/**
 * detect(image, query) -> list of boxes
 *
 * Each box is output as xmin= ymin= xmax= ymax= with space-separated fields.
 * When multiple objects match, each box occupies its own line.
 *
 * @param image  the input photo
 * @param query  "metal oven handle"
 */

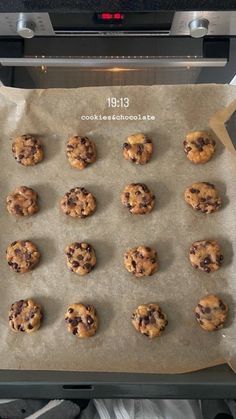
xmin=0 ymin=57 xmax=227 ymax=67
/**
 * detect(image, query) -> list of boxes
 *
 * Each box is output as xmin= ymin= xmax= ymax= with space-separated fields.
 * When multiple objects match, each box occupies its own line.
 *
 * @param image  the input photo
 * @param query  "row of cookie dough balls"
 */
xmin=6 ymin=240 xmax=224 ymax=276
xmin=6 ymin=181 xmax=222 ymax=218
xmin=11 ymin=130 xmax=216 ymax=169
xmin=8 ymin=294 xmax=228 ymax=338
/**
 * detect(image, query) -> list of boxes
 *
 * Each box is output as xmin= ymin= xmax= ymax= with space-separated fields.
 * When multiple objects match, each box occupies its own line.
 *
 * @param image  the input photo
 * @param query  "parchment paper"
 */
xmin=0 ymin=84 xmax=236 ymax=374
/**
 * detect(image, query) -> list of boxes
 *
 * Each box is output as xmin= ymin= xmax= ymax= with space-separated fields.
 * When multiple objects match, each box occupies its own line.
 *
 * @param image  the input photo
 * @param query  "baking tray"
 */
xmin=0 ymin=84 xmax=236 ymax=377
xmin=0 ymin=365 xmax=236 ymax=399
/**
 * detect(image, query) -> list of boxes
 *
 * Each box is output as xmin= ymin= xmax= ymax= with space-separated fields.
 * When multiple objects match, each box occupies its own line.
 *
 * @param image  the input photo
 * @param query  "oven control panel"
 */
xmin=0 ymin=11 xmax=235 ymax=38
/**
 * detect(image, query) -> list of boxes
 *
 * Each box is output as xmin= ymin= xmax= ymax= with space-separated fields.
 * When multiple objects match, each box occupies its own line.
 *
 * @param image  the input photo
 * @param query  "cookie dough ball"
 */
xmin=123 ymin=133 xmax=153 ymax=165
xmin=6 ymin=186 xmax=39 ymax=217
xmin=6 ymin=240 xmax=40 ymax=273
xmin=132 ymin=303 xmax=168 ymax=338
xmin=65 ymin=242 xmax=96 ymax=275
xmin=183 ymin=131 xmax=216 ymax=164
xmin=184 ymin=182 xmax=221 ymax=214
xmin=195 ymin=294 xmax=228 ymax=331
xmin=9 ymin=299 xmax=43 ymax=333
xmin=66 ymin=135 xmax=96 ymax=170
xmin=189 ymin=240 xmax=223 ymax=273
xmin=121 ymin=183 xmax=155 ymax=215
xmin=12 ymin=134 xmax=43 ymax=166
xmin=65 ymin=303 xmax=98 ymax=338
xmin=60 ymin=187 xmax=96 ymax=218
xmin=124 ymin=245 xmax=159 ymax=277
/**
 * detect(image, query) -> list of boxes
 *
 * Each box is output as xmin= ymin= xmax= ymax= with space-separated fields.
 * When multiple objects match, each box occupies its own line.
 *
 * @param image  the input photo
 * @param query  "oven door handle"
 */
xmin=0 ymin=57 xmax=227 ymax=67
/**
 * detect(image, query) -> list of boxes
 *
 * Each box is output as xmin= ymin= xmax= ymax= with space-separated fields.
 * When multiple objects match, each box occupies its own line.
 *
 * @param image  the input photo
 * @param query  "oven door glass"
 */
xmin=0 ymin=36 xmax=234 ymax=88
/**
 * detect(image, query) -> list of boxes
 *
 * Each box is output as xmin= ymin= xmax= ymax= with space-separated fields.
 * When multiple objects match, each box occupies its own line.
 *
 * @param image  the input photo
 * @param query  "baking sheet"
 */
xmin=0 ymin=84 xmax=236 ymax=374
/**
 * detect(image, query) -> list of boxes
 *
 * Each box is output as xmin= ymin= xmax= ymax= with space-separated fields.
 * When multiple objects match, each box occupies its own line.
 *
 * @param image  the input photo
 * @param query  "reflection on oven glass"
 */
xmin=13 ymin=67 xmax=201 ymax=88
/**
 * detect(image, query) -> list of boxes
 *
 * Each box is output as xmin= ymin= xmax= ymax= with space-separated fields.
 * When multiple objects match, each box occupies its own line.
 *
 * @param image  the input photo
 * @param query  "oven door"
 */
xmin=0 ymin=36 xmax=234 ymax=88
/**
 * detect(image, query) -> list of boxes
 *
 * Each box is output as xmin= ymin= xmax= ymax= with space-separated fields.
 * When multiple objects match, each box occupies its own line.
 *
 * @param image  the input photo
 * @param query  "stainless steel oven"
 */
xmin=0 ymin=8 xmax=236 ymax=400
xmin=0 ymin=11 xmax=236 ymax=88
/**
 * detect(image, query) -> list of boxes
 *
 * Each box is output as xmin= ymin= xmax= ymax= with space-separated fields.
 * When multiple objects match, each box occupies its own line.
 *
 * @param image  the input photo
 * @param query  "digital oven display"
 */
xmin=96 ymin=13 xmax=125 ymax=22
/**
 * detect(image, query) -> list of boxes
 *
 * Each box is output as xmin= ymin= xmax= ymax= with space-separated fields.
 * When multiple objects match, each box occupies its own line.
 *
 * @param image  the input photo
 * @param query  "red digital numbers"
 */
xmin=100 ymin=13 xmax=124 ymax=21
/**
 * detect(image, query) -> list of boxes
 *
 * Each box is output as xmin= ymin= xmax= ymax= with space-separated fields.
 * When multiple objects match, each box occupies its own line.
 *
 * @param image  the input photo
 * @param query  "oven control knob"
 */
xmin=16 ymin=18 xmax=36 ymax=39
xmin=189 ymin=18 xmax=209 ymax=38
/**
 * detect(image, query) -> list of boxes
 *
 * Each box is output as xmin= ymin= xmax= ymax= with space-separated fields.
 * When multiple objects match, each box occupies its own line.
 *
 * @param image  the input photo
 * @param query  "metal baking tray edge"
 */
xmin=0 ymin=365 xmax=235 ymax=399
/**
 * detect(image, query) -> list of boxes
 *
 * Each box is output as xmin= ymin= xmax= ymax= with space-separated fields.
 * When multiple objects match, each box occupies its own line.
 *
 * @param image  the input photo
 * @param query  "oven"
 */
xmin=0 ymin=11 xmax=235 ymax=88
xmin=0 ymin=7 xmax=236 ymax=401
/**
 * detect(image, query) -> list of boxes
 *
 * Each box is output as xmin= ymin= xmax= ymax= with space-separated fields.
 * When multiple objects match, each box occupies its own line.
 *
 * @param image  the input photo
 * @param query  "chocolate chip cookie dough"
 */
xmin=12 ymin=134 xmax=43 ymax=166
xmin=60 ymin=187 xmax=96 ymax=218
xmin=132 ymin=303 xmax=168 ymax=338
xmin=65 ymin=303 xmax=98 ymax=338
xmin=124 ymin=246 xmax=159 ymax=277
xmin=121 ymin=183 xmax=155 ymax=215
xmin=9 ymin=299 xmax=43 ymax=333
xmin=123 ymin=133 xmax=153 ymax=164
xmin=6 ymin=240 xmax=40 ymax=273
xmin=189 ymin=240 xmax=223 ymax=273
xmin=6 ymin=186 xmax=39 ymax=217
xmin=65 ymin=242 xmax=96 ymax=275
xmin=184 ymin=182 xmax=221 ymax=214
xmin=66 ymin=135 xmax=97 ymax=169
xmin=195 ymin=294 xmax=228 ymax=331
xmin=183 ymin=131 xmax=216 ymax=164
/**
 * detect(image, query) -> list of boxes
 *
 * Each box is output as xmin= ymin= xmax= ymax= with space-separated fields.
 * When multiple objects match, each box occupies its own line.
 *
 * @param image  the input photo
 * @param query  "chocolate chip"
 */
xmin=219 ymin=300 xmax=226 ymax=311
xmin=74 ymin=243 xmax=81 ymax=249
xmin=72 ymin=261 xmax=80 ymax=268
xmin=124 ymin=192 xmax=130 ymax=198
xmin=67 ymin=198 xmax=76 ymax=206
xmin=135 ymin=190 xmax=141 ymax=195
xmin=72 ymin=328 xmax=78 ymax=335
xmin=195 ymin=312 xmax=200 ymax=319
xmin=131 ymin=260 xmax=136 ymax=268
xmin=87 ymin=315 xmax=94 ymax=325
xmin=123 ymin=142 xmax=131 ymax=150
xmin=28 ymin=324 xmax=33 ymax=330
xmin=11 ymin=241 xmax=17 ymax=246
xmin=137 ymin=144 xmax=144 ymax=154
xmin=71 ymin=319 xmax=78 ymax=327
xmin=204 ymin=307 xmax=211 ymax=314
xmin=80 ymin=137 xmax=87 ymax=144
xmin=186 ymin=146 xmax=192 ymax=153
xmin=142 ymin=316 xmax=150 ymax=325
xmin=12 ymin=263 xmax=19 ymax=271
xmin=204 ymin=267 xmax=211 ymax=273
xmin=68 ymin=308 xmax=74 ymax=314
xmin=189 ymin=249 xmax=195 ymax=255
xmin=86 ymin=305 xmax=91 ymax=311
xmin=190 ymin=188 xmax=200 ymax=194
xmin=145 ymin=138 xmax=151 ymax=144
xmin=203 ymin=257 xmax=211 ymax=265
xmin=131 ymin=158 xmax=137 ymax=163
xmin=84 ymin=263 xmax=91 ymax=270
